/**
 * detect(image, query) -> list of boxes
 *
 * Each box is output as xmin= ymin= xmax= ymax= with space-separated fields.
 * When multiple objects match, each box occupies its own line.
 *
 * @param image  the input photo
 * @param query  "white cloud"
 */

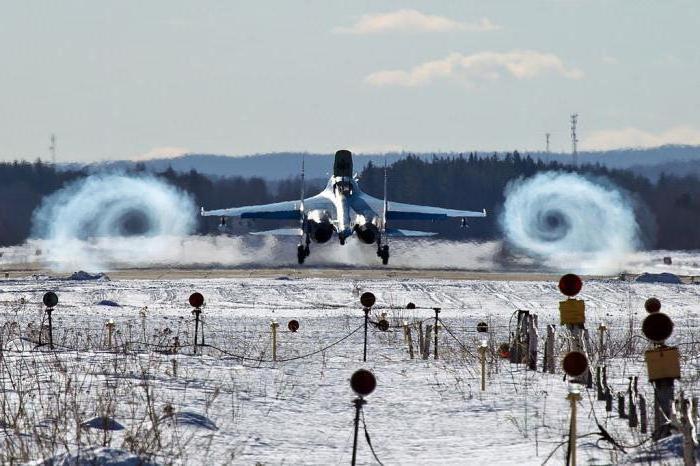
xmin=365 ymin=51 xmax=583 ymax=87
xmin=131 ymin=146 xmax=190 ymax=161
xmin=334 ymin=10 xmax=499 ymax=34
xmin=583 ymin=126 xmax=700 ymax=150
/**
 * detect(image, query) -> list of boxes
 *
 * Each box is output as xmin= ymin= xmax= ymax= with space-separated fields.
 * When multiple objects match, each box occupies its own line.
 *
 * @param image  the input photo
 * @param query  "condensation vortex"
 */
xmin=31 ymin=174 xmax=196 ymax=270
xmin=500 ymin=172 xmax=640 ymax=259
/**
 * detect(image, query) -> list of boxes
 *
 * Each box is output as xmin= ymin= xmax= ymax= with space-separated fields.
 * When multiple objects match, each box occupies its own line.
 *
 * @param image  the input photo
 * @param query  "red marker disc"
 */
xmin=644 ymin=297 xmax=661 ymax=313
xmin=558 ymin=274 xmax=583 ymax=297
xmin=189 ymin=292 xmax=204 ymax=308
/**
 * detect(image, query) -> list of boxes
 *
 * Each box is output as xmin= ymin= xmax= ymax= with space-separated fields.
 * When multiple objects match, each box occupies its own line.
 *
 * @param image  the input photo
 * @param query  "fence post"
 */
xmin=422 ymin=325 xmax=432 ymax=360
xmin=544 ymin=324 xmax=556 ymax=374
xmin=638 ymin=394 xmax=648 ymax=434
xmin=628 ymin=377 xmax=638 ymax=428
xmin=654 ymin=378 xmax=675 ymax=439
xmin=433 ymin=308 xmax=440 ymax=360
xmin=527 ymin=314 xmax=538 ymax=371
xmin=271 ymin=319 xmax=279 ymax=362
xmin=618 ymin=393 xmax=627 ymax=419
xmin=106 ymin=319 xmax=115 ymax=349
xmin=598 ymin=322 xmax=607 ymax=362
xmin=403 ymin=321 xmax=414 ymax=359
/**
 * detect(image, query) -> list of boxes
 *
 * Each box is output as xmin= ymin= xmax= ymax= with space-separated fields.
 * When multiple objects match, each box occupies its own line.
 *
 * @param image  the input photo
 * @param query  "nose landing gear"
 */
xmin=297 ymin=235 xmax=311 ymax=265
xmin=376 ymin=241 xmax=389 ymax=265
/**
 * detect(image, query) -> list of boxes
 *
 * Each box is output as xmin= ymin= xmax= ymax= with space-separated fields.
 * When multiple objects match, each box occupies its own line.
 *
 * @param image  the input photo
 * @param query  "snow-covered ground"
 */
xmin=1 ymin=274 xmax=699 ymax=464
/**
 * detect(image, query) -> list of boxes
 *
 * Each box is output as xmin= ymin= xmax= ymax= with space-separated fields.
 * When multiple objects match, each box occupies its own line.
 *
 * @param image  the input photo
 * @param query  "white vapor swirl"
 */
xmin=500 ymin=172 xmax=640 ymax=270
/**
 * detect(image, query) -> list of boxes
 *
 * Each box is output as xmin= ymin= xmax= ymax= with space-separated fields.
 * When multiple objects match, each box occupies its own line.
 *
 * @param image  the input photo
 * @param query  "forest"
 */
xmin=1 ymin=153 xmax=699 ymax=250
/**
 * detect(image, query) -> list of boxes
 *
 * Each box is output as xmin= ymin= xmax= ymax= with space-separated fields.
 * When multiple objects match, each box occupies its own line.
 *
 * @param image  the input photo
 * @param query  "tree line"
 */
xmin=0 ymin=154 xmax=698 ymax=250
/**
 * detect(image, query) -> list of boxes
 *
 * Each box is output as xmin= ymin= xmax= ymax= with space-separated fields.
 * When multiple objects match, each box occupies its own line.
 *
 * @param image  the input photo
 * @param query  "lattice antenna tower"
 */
xmin=546 ymin=133 xmax=551 ymax=153
xmin=49 ymin=134 xmax=56 ymax=165
xmin=570 ymin=114 xmax=578 ymax=167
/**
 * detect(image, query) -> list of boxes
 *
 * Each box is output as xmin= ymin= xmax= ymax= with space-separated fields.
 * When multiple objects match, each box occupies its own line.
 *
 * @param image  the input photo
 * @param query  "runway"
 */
xmin=1 ymin=264 xmax=613 ymax=282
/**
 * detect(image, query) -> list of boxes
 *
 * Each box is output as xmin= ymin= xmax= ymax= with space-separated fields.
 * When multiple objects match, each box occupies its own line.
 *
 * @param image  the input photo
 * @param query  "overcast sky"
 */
xmin=1 ymin=1 xmax=698 ymax=162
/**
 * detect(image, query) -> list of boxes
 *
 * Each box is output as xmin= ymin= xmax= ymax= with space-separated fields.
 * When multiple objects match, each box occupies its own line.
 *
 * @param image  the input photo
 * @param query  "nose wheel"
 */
xmin=297 ymin=239 xmax=311 ymax=265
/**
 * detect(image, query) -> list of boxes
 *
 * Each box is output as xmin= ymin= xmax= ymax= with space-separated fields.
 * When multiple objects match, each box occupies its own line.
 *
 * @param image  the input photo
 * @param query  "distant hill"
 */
xmin=58 ymin=145 xmax=700 ymax=180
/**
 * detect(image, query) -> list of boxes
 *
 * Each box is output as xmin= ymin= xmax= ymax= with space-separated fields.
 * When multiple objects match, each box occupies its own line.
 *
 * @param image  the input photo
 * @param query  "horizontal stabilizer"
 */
xmin=250 ymin=228 xmax=303 ymax=236
xmin=385 ymin=228 xmax=437 ymax=237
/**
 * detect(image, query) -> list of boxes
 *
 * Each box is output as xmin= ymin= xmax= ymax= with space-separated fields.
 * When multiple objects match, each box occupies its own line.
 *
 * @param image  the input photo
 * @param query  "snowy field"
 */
xmin=1 ymin=274 xmax=699 ymax=465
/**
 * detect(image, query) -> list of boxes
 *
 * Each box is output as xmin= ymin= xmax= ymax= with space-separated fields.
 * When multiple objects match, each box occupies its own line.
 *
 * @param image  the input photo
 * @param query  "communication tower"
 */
xmin=546 ymin=133 xmax=551 ymax=153
xmin=570 ymin=114 xmax=578 ymax=167
xmin=49 ymin=134 xmax=56 ymax=165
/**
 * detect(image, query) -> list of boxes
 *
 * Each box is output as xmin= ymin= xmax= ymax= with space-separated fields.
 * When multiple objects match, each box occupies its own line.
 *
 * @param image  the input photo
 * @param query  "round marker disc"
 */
xmin=43 ymin=292 xmax=58 ymax=308
xmin=189 ymin=292 xmax=204 ymax=308
xmin=642 ymin=312 xmax=673 ymax=342
xmin=476 ymin=322 xmax=488 ymax=333
xmin=406 ymin=302 xmax=416 ymax=310
xmin=350 ymin=369 xmax=376 ymax=397
xmin=562 ymin=351 xmax=588 ymax=377
xmin=558 ymin=274 xmax=583 ymax=297
xmin=644 ymin=297 xmax=661 ymax=314
xmin=360 ymin=292 xmax=376 ymax=308
xmin=377 ymin=320 xmax=389 ymax=332
xmin=288 ymin=319 xmax=300 ymax=332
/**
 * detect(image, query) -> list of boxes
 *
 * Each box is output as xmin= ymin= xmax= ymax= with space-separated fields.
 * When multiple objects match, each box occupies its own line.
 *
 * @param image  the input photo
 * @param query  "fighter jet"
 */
xmin=201 ymin=149 xmax=486 ymax=265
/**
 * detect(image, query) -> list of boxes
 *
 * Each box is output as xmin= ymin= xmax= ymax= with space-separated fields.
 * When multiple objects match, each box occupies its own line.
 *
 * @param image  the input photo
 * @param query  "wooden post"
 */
xmin=271 ymin=320 xmax=279 ymax=362
xmin=422 ymin=325 xmax=432 ymax=360
xmin=544 ymin=324 xmax=556 ymax=374
xmin=598 ymin=323 xmax=607 ymax=362
xmin=511 ymin=310 xmax=529 ymax=364
xmin=605 ymin=387 xmax=613 ymax=412
xmin=433 ymin=308 xmax=440 ymax=360
xmin=682 ymin=397 xmax=698 ymax=466
xmin=671 ymin=393 xmax=699 ymax=466
xmin=628 ymin=377 xmax=638 ymax=428
xmin=639 ymin=394 xmax=648 ymax=434
xmin=618 ymin=393 xmax=627 ymax=419
xmin=527 ymin=314 xmax=538 ymax=371
xmin=653 ymin=378 xmax=675 ymax=440
xmin=106 ymin=319 xmax=115 ymax=349
xmin=404 ymin=322 xmax=414 ymax=359
xmin=417 ymin=321 xmax=424 ymax=357
xmin=596 ymin=367 xmax=605 ymax=401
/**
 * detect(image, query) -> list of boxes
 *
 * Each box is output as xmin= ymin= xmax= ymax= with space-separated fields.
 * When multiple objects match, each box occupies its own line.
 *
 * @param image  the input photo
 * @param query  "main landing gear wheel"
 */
xmin=297 ymin=245 xmax=306 ymax=264
xmin=380 ymin=245 xmax=389 ymax=265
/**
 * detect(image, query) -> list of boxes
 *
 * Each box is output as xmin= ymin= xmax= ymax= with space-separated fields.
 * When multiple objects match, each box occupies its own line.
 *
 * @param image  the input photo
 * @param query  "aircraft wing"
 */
xmin=385 ymin=228 xmax=438 ymax=237
xmin=353 ymin=192 xmax=486 ymax=220
xmin=386 ymin=201 xmax=487 ymax=220
xmin=201 ymin=194 xmax=334 ymax=220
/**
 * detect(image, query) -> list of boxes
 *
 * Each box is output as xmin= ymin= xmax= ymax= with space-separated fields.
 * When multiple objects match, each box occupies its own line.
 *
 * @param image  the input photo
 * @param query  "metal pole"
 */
xmin=193 ymin=309 xmax=200 ymax=354
xmin=434 ymin=308 xmax=440 ymax=360
xmin=271 ymin=320 xmax=278 ymax=362
xmin=351 ymin=397 xmax=365 ymax=466
xmin=480 ymin=346 xmax=487 ymax=391
xmin=567 ymin=390 xmax=581 ymax=466
xmin=47 ymin=308 xmax=54 ymax=349
xmin=363 ymin=308 xmax=369 ymax=362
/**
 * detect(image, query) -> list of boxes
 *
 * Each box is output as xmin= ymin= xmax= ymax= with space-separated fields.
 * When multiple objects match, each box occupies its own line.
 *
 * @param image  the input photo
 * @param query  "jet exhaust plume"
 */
xmin=30 ymin=174 xmax=197 ymax=271
xmin=500 ymin=171 xmax=641 ymax=272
